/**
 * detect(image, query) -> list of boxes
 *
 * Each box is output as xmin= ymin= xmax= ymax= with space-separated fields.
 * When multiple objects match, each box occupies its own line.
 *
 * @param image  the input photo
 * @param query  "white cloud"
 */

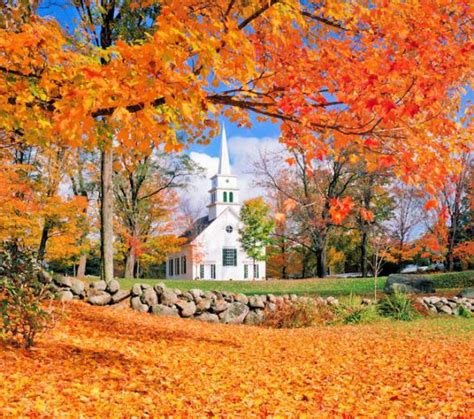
xmin=182 ymin=136 xmax=284 ymax=217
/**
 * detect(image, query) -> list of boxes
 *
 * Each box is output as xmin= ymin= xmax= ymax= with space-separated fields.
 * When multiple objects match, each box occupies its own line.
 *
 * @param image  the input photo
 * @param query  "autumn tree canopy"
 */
xmin=1 ymin=0 xmax=471 ymax=172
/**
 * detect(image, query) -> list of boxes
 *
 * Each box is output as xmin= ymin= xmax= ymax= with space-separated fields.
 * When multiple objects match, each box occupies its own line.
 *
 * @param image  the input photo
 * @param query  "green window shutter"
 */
xmin=223 ymin=191 xmax=227 ymax=202
xmin=229 ymin=192 xmax=233 ymax=203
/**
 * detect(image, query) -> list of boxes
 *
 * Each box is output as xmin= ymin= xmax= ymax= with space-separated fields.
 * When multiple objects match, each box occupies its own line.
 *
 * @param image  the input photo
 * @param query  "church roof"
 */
xmin=180 ymin=215 xmax=214 ymax=243
xmin=217 ymin=124 xmax=231 ymax=175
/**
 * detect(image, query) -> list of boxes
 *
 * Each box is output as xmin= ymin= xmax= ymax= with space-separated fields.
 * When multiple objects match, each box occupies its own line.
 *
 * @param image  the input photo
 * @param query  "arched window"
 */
xmin=223 ymin=191 xmax=228 ymax=202
xmin=229 ymin=192 xmax=234 ymax=203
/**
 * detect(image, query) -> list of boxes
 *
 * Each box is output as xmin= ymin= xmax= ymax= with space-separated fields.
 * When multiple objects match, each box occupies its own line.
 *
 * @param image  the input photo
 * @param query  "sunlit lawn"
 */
xmin=97 ymin=276 xmax=388 ymax=296
xmin=81 ymin=271 xmax=472 ymax=297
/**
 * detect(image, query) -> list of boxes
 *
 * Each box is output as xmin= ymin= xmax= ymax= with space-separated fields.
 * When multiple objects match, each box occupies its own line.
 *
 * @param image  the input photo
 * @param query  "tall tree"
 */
xmin=239 ymin=197 xmax=274 ymax=279
xmin=387 ymin=185 xmax=424 ymax=270
xmin=255 ymin=146 xmax=359 ymax=277
xmin=114 ymin=151 xmax=200 ymax=278
xmin=440 ymin=153 xmax=473 ymax=271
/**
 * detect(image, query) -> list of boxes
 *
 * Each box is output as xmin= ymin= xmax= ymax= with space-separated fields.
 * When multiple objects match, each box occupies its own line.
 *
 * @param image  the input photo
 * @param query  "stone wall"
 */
xmin=49 ymin=276 xmax=474 ymax=324
xmin=128 ymin=282 xmax=341 ymax=325
xmin=417 ymin=296 xmax=473 ymax=315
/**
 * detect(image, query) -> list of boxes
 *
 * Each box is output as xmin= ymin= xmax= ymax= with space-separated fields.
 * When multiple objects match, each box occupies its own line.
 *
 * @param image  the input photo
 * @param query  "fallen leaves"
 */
xmin=0 ymin=302 xmax=472 ymax=416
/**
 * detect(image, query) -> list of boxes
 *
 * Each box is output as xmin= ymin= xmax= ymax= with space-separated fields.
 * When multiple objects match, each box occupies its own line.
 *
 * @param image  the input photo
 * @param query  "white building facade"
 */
xmin=166 ymin=126 xmax=266 ymax=280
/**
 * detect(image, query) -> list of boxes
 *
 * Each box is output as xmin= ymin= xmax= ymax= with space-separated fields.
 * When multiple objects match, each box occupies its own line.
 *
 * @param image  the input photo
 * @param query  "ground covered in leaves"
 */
xmin=1 ymin=302 xmax=473 ymax=416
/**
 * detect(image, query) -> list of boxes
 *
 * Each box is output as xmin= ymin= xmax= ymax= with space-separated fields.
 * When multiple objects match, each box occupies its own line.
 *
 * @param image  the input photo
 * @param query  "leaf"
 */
xmin=424 ymin=199 xmax=438 ymax=211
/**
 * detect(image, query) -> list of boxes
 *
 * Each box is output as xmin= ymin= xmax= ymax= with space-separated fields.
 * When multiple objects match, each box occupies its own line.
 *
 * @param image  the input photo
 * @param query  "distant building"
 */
xmin=165 ymin=126 xmax=265 ymax=280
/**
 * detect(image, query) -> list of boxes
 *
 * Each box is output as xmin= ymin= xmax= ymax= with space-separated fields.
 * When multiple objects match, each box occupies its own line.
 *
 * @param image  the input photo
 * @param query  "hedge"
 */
xmin=427 ymin=271 xmax=474 ymax=289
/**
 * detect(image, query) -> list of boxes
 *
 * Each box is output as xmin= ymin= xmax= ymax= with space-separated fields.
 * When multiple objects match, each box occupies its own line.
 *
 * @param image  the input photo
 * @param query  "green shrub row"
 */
xmin=427 ymin=271 xmax=474 ymax=289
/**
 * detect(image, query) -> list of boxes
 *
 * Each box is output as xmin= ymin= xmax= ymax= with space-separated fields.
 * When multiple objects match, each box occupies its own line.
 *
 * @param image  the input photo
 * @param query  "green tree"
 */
xmin=239 ymin=198 xmax=274 ymax=279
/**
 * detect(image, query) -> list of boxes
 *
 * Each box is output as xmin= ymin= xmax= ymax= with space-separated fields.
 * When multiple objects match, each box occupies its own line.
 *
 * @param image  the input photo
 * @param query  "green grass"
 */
xmin=83 ymin=270 xmax=473 ymax=297
xmin=381 ymin=315 xmax=474 ymax=338
xmin=108 ymin=276 xmax=387 ymax=297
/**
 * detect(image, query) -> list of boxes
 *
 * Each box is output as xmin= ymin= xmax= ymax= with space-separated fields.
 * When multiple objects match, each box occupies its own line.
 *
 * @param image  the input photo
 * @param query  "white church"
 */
xmin=165 ymin=126 xmax=266 ymax=280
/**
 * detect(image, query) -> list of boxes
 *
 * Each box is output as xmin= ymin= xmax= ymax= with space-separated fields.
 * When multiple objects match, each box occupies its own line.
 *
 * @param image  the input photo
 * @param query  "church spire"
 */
xmin=218 ymin=124 xmax=231 ymax=175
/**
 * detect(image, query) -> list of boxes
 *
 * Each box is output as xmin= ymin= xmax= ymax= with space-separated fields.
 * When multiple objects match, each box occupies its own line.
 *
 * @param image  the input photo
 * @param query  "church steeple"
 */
xmin=218 ymin=124 xmax=231 ymax=175
xmin=207 ymin=123 xmax=240 ymax=221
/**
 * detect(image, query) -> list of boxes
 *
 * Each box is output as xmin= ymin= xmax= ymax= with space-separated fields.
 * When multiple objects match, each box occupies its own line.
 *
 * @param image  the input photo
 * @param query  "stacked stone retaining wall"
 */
xmin=49 ymin=276 xmax=474 ymax=324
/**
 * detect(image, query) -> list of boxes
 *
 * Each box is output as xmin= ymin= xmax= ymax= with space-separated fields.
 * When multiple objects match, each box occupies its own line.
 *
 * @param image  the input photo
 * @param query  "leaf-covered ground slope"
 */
xmin=1 ymin=303 xmax=473 ymax=416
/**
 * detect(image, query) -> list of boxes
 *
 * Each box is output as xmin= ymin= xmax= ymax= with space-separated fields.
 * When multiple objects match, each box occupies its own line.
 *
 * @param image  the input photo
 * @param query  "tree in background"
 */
xmin=239 ymin=198 xmax=274 ymax=280
xmin=367 ymin=225 xmax=395 ymax=300
xmin=0 ymin=137 xmax=87 ymax=264
xmin=114 ymin=151 xmax=200 ymax=278
xmin=68 ymin=149 xmax=98 ymax=278
xmin=439 ymin=153 xmax=473 ymax=271
xmin=267 ymin=187 xmax=300 ymax=279
xmin=386 ymin=185 xmax=425 ymax=271
xmin=255 ymin=145 xmax=360 ymax=277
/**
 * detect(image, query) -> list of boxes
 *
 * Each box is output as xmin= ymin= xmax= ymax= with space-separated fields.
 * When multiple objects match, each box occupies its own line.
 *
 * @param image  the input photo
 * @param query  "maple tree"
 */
xmin=0 ymin=139 xmax=87 ymax=263
xmin=1 ymin=0 xmax=472 ymax=280
xmin=266 ymin=188 xmax=301 ymax=279
xmin=113 ymin=151 xmax=199 ymax=278
xmin=239 ymin=197 xmax=274 ymax=279
xmin=438 ymin=153 xmax=473 ymax=271
xmin=385 ymin=185 xmax=425 ymax=269
xmin=255 ymin=145 xmax=361 ymax=277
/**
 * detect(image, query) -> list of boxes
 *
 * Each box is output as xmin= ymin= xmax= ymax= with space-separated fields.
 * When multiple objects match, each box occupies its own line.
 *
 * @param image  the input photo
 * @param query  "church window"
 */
xmin=254 ymin=264 xmax=259 ymax=279
xmin=210 ymin=264 xmax=216 ymax=279
xmin=244 ymin=264 xmax=248 ymax=279
xmin=200 ymin=264 xmax=205 ymax=279
xmin=229 ymin=192 xmax=234 ymax=203
xmin=175 ymin=258 xmax=180 ymax=275
xmin=223 ymin=248 xmax=237 ymax=266
xmin=223 ymin=191 xmax=228 ymax=202
xmin=181 ymin=256 xmax=186 ymax=274
xmin=169 ymin=259 xmax=174 ymax=276
xmin=226 ymin=225 xmax=233 ymax=233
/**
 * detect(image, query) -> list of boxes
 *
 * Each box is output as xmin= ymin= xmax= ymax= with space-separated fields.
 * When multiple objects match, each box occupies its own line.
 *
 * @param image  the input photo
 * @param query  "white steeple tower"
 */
xmin=218 ymin=124 xmax=231 ymax=175
xmin=208 ymin=124 xmax=240 ymax=221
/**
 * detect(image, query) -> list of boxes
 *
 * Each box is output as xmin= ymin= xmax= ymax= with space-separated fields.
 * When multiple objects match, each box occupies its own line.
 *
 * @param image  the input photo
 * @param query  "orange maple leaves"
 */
xmin=0 ymin=302 xmax=472 ymax=416
xmin=1 ymin=0 xmax=472 ymax=188
xmin=329 ymin=197 xmax=354 ymax=225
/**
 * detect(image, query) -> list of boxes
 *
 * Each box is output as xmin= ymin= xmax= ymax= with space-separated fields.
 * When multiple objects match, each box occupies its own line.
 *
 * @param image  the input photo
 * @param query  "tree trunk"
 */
xmin=100 ymin=148 xmax=114 ymax=282
xmin=301 ymin=250 xmax=310 ymax=278
xmin=125 ymin=251 xmax=135 ymax=279
xmin=316 ymin=245 xmax=327 ymax=278
xmin=360 ymin=230 xmax=368 ymax=277
xmin=446 ymin=224 xmax=456 ymax=272
xmin=37 ymin=221 xmax=50 ymax=264
xmin=280 ymin=242 xmax=288 ymax=279
xmin=77 ymin=253 xmax=87 ymax=278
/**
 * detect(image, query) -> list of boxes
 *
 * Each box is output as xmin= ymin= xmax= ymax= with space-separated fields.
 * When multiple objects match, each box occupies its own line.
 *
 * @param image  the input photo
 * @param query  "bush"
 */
xmin=377 ymin=291 xmax=419 ymax=321
xmin=263 ymin=300 xmax=336 ymax=328
xmin=333 ymin=295 xmax=379 ymax=325
xmin=458 ymin=305 xmax=472 ymax=319
xmin=0 ymin=241 xmax=56 ymax=349
xmin=428 ymin=271 xmax=474 ymax=289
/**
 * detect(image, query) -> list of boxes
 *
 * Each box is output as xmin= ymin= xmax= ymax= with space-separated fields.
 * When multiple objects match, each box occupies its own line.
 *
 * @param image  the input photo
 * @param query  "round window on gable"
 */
xmin=226 ymin=225 xmax=233 ymax=233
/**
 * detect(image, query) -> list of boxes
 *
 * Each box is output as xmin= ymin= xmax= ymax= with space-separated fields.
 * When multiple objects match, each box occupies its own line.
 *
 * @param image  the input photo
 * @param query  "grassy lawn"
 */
xmin=90 ymin=270 xmax=473 ymax=297
xmin=113 ymin=276 xmax=387 ymax=296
